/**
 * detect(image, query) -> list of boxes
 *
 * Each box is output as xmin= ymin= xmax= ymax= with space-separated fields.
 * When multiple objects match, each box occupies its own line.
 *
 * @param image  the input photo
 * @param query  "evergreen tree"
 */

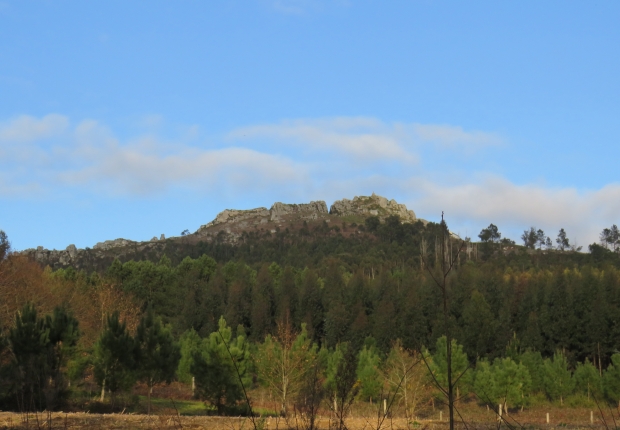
xmin=430 ymin=337 xmax=471 ymax=398
xmin=573 ymin=359 xmax=602 ymax=401
xmin=491 ymin=357 xmax=531 ymax=409
xmin=473 ymin=360 xmax=496 ymax=405
xmin=9 ymin=304 xmax=79 ymax=410
xmin=603 ymin=353 xmax=620 ymax=408
xmin=177 ymin=329 xmax=202 ymax=385
xmin=543 ymin=351 xmax=574 ymax=405
xmin=93 ymin=311 xmax=136 ymax=402
xmin=135 ymin=309 xmax=180 ymax=414
xmin=325 ymin=342 xmax=359 ymax=429
xmin=356 ymin=338 xmax=382 ymax=401
xmin=520 ymin=350 xmax=545 ymax=394
xmin=460 ymin=290 xmax=497 ymax=359
xmin=191 ymin=317 xmax=250 ymax=414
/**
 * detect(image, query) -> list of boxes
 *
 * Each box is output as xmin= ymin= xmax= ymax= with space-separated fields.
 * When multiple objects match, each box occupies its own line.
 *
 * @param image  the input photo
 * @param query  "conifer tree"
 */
xmin=430 ymin=337 xmax=470 ymax=398
xmin=603 ymin=353 xmax=620 ymax=408
xmin=135 ymin=309 xmax=180 ymax=414
xmin=191 ymin=317 xmax=250 ymax=414
xmin=177 ymin=329 xmax=201 ymax=385
xmin=93 ymin=311 xmax=136 ymax=402
xmin=9 ymin=304 xmax=79 ymax=410
xmin=542 ymin=351 xmax=574 ymax=405
xmin=573 ymin=359 xmax=602 ymax=401
xmin=356 ymin=338 xmax=382 ymax=401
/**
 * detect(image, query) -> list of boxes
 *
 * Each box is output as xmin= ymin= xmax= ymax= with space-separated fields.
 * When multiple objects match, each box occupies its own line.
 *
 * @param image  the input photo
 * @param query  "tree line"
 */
xmin=3 ymin=219 xmax=620 ymax=415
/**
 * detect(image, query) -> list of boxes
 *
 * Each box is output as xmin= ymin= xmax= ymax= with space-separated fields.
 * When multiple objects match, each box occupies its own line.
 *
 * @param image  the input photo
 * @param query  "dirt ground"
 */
xmin=0 ymin=407 xmax=612 ymax=430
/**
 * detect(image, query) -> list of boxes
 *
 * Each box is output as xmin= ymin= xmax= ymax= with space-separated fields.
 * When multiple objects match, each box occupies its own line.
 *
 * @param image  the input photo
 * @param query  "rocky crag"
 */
xmin=329 ymin=193 xmax=416 ymax=223
xmin=21 ymin=194 xmax=419 ymax=270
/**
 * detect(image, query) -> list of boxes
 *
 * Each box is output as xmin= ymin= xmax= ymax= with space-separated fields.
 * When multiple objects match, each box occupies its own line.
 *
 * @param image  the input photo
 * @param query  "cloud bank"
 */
xmin=0 ymin=113 xmax=615 ymax=246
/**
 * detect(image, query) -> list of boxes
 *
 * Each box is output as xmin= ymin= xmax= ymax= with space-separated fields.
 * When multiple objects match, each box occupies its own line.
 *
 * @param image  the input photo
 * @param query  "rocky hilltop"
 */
xmin=21 ymin=194 xmax=418 ymax=270
xmin=329 ymin=193 xmax=416 ymax=223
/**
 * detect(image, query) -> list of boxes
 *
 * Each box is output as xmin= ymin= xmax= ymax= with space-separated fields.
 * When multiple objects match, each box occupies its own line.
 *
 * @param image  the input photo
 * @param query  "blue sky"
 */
xmin=1 ymin=0 xmax=619 ymax=251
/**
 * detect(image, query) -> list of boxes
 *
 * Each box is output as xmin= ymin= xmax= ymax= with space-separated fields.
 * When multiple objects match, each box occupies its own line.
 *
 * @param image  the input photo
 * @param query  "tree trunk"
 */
xmin=100 ymin=379 xmax=105 ymax=402
xmin=147 ymin=379 xmax=152 ymax=415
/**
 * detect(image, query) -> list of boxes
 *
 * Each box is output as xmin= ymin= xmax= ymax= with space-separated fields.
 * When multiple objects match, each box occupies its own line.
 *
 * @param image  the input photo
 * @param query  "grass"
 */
xmin=143 ymin=396 xmax=209 ymax=416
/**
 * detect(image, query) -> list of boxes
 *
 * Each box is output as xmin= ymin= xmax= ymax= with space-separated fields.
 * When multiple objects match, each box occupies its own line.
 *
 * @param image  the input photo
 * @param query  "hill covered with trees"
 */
xmin=2 ymin=202 xmax=620 ymax=422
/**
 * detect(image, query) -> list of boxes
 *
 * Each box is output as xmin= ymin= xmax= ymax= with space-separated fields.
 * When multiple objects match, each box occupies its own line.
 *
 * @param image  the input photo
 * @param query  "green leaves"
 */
xmin=9 ymin=304 xmax=80 ymax=410
xmin=190 ymin=317 xmax=250 ymax=414
xmin=135 ymin=309 xmax=180 ymax=413
xmin=603 ymin=353 xmax=620 ymax=405
xmin=542 ymin=351 xmax=574 ymax=404
xmin=356 ymin=341 xmax=382 ymax=400
xmin=93 ymin=311 xmax=136 ymax=397
xmin=473 ymin=358 xmax=531 ymax=408
xmin=430 ymin=336 xmax=470 ymax=393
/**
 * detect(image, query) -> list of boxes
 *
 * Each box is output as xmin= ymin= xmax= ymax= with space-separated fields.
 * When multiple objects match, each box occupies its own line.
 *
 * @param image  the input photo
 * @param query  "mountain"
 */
xmin=22 ymin=193 xmax=422 ymax=271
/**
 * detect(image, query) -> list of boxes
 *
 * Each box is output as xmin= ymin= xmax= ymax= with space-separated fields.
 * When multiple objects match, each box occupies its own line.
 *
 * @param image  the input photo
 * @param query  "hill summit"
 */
xmin=22 ymin=193 xmax=419 ymax=270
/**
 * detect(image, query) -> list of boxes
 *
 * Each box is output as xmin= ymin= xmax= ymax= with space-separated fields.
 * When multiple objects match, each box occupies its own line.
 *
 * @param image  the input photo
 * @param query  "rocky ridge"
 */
xmin=21 ymin=194 xmax=417 ymax=269
xmin=329 ymin=193 xmax=416 ymax=223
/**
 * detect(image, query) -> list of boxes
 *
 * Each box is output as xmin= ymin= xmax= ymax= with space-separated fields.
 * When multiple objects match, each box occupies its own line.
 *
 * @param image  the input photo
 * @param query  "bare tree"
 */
xmin=420 ymin=213 xmax=467 ymax=430
xmin=383 ymin=342 xmax=430 ymax=424
xmin=256 ymin=319 xmax=316 ymax=415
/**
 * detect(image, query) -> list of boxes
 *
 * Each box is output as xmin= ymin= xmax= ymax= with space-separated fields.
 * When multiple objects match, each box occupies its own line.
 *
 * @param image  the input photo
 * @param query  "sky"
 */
xmin=1 ymin=0 xmax=620 ymax=251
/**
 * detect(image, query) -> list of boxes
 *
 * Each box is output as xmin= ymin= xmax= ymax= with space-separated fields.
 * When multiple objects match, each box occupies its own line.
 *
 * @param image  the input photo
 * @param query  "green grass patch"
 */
xmin=136 ymin=396 xmax=211 ymax=416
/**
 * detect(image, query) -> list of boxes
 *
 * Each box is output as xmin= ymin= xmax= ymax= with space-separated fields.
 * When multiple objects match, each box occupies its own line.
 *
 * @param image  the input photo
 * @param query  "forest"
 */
xmin=1 ymin=216 xmax=620 ymax=426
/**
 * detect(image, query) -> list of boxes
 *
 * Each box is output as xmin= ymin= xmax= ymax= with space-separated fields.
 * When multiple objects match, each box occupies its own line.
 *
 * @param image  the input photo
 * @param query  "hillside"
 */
xmin=21 ymin=193 xmax=424 ymax=271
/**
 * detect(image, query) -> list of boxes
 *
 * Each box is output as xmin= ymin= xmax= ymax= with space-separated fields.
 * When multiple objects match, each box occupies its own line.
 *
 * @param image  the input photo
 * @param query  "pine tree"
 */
xmin=177 ymin=329 xmax=201 ymax=385
xmin=93 ymin=311 xmax=136 ymax=402
xmin=603 ymin=353 xmax=620 ymax=408
xmin=9 ymin=304 xmax=79 ymax=410
xmin=356 ymin=338 xmax=382 ymax=401
xmin=492 ymin=357 xmax=531 ymax=409
xmin=430 ymin=337 xmax=471 ymax=397
xmin=191 ymin=317 xmax=249 ymax=414
xmin=135 ymin=309 xmax=180 ymax=414
xmin=543 ymin=351 xmax=574 ymax=405
xmin=573 ymin=359 xmax=602 ymax=401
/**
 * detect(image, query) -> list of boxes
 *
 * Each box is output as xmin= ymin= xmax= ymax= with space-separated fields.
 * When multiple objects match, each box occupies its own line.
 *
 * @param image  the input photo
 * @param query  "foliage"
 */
xmin=93 ymin=311 xmax=137 ymax=400
xmin=603 ymin=353 xmax=620 ymax=406
xmin=383 ymin=340 xmax=429 ymax=419
xmin=134 ymin=309 xmax=180 ymax=413
xmin=177 ymin=329 xmax=201 ymax=384
xmin=573 ymin=359 xmax=602 ymax=400
xmin=256 ymin=321 xmax=316 ymax=414
xmin=8 ymin=304 xmax=79 ymax=410
xmin=191 ymin=317 xmax=250 ymax=414
xmin=542 ymin=351 xmax=574 ymax=404
xmin=473 ymin=357 xmax=531 ymax=408
xmin=429 ymin=336 xmax=471 ymax=394
xmin=355 ymin=338 xmax=382 ymax=401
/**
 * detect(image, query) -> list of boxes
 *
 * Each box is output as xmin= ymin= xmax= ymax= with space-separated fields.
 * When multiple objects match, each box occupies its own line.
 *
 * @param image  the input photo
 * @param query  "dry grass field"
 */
xmin=0 ymin=403 xmax=614 ymax=430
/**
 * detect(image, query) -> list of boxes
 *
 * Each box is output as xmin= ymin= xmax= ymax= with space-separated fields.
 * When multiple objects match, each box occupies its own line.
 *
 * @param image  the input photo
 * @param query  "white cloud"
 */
xmin=29 ymin=119 xmax=309 ymax=196
xmin=229 ymin=117 xmax=503 ymax=164
xmin=229 ymin=117 xmax=417 ymax=163
xmin=412 ymin=124 xmax=503 ymax=149
xmin=403 ymin=175 xmax=620 ymax=246
xmin=2 ymin=113 xmax=616 ymax=246
xmin=0 ymin=114 xmax=69 ymax=143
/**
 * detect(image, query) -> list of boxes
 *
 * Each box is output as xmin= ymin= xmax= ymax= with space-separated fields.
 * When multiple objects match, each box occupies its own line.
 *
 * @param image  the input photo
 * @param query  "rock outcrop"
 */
xmin=93 ymin=238 xmax=136 ymax=251
xmin=22 ymin=195 xmax=420 ymax=269
xmin=198 ymin=200 xmax=329 ymax=232
xmin=330 ymin=193 xmax=416 ymax=223
xmin=269 ymin=201 xmax=328 ymax=221
xmin=199 ymin=207 xmax=271 ymax=230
